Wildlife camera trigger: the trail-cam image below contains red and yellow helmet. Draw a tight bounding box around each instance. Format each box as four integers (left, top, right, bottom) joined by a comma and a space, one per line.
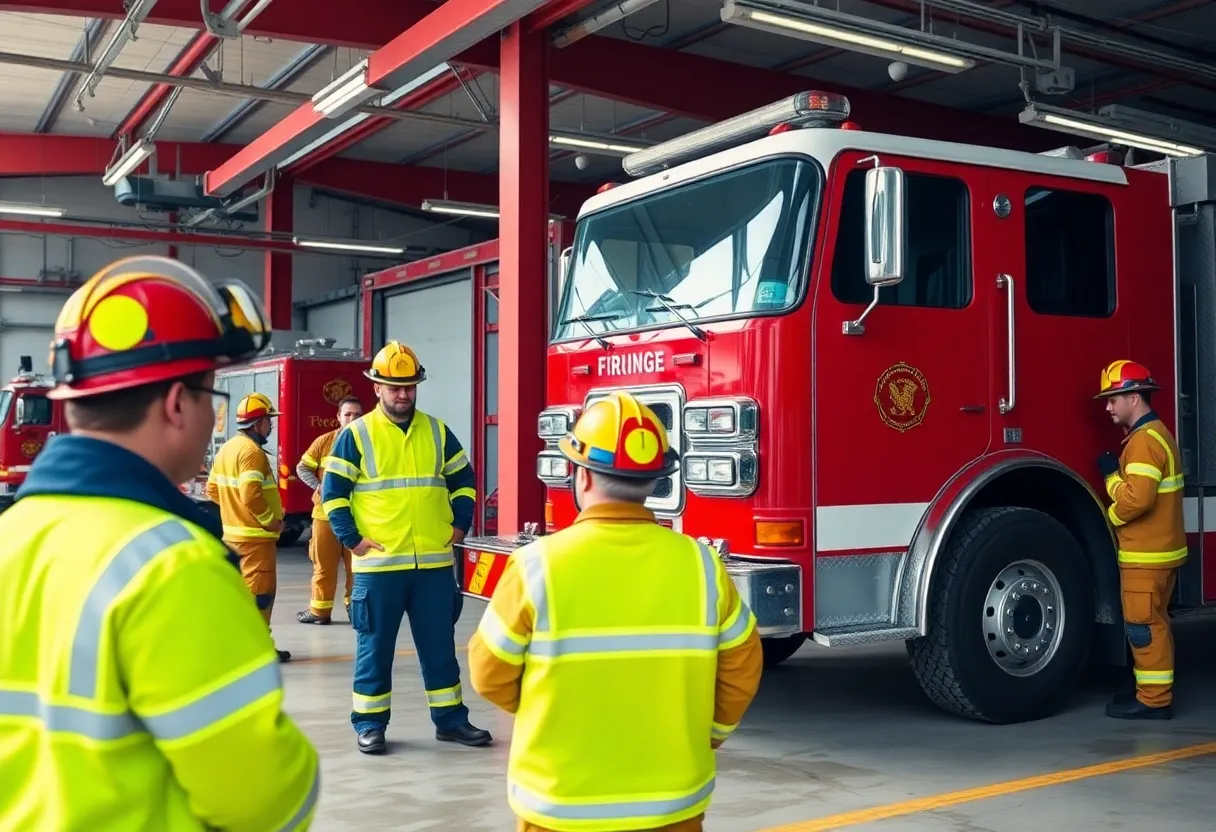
365, 340, 426, 387
236, 392, 279, 425
558, 391, 678, 479
1096, 360, 1160, 399
48, 255, 269, 400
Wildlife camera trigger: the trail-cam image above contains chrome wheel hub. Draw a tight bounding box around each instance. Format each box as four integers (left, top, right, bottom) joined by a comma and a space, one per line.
982, 559, 1064, 677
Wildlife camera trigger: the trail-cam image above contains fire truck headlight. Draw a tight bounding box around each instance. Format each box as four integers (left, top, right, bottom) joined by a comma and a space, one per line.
537, 454, 572, 485
685, 456, 736, 485
537, 412, 569, 438
708, 458, 735, 483
684, 407, 708, 433
708, 407, 735, 433
686, 457, 709, 483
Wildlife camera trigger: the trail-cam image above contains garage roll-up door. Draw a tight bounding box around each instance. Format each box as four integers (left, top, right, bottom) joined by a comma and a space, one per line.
382, 276, 474, 466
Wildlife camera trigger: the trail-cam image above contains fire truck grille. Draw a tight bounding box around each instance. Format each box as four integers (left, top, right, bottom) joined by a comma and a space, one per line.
652, 477, 673, 499
647, 402, 674, 431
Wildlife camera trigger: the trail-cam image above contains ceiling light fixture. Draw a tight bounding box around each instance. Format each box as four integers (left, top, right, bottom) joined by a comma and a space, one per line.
1018, 102, 1205, 158
293, 236, 405, 255
0, 201, 67, 218
311, 60, 380, 119
421, 199, 501, 219
102, 137, 156, 187
549, 130, 652, 157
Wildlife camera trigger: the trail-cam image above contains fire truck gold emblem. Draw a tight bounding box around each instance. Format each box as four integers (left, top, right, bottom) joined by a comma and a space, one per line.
21, 440, 42, 458
323, 378, 354, 406
874, 362, 930, 433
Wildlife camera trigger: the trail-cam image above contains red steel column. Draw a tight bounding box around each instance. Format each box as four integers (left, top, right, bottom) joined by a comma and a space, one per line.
497, 20, 548, 535
264, 177, 294, 330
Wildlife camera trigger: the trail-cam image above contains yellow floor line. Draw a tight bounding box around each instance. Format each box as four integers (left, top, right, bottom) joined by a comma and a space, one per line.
758, 741, 1216, 832
288, 646, 468, 666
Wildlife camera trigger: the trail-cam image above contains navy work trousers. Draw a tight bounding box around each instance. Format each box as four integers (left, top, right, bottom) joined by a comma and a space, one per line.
349, 566, 469, 734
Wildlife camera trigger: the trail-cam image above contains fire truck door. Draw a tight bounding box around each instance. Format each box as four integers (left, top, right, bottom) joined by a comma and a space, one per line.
978, 175, 1124, 469
813, 155, 993, 537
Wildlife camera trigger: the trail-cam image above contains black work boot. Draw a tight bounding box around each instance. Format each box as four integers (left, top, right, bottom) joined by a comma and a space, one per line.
296, 610, 331, 625
1105, 697, 1172, 720
436, 722, 493, 747
357, 728, 387, 754
276, 648, 292, 663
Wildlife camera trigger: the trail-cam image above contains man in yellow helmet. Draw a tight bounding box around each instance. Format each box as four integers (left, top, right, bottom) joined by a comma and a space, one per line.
468, 391, 764, 832
0, 256, 319, 829
1094, 359, 1186, 720
207, 390, 291, 662
322, 340, 490, 754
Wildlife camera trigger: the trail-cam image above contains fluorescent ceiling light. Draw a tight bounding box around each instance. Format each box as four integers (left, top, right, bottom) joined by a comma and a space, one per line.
293, 236, 405, 255
102, 138, 156, 187
0, 201, 67, 218
422, 199, 501, 219
311, 60, 380, 119
720, 0, 975, 73
1018, 103, 1204, 158
549, 130, 651, 156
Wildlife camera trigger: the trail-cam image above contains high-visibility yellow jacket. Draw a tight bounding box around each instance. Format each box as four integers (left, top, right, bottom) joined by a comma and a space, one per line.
207, 432, 284, 541
468, 502, 764, 832
1104, 413, 1187, 569
297, 429, 338, 522
0, 434, 319, 831
322, 406, 476, 573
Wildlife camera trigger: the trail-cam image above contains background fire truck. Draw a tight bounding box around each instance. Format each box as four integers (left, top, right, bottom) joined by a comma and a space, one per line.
185, 339, 374, 546
0, 356, 64, 510
459, 90, 1216, 726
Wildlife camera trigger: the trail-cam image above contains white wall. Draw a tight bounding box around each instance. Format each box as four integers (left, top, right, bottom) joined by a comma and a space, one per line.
0, 175, 490, 368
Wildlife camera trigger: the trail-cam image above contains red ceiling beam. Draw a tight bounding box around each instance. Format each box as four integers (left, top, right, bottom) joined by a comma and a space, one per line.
202, 0, 551, 197
113, 30, 217, 140
0, 132, 595, 214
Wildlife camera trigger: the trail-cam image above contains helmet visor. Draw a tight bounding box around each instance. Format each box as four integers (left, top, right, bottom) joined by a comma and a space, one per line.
217, 280, 272, 360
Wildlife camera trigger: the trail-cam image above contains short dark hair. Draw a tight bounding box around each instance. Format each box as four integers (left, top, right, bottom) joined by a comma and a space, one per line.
1139, 390, 1153, 406
65, 371, 211, 434
337, 395, 362, 410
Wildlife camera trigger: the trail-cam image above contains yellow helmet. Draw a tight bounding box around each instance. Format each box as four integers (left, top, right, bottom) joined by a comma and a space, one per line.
236, 392, 279, 425
365, 340, 426, 387
558, 391, 678, 479
1096, 359, 1159, 399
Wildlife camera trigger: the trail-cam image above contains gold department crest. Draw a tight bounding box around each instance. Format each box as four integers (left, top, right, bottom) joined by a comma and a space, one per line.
323, 378, 353, 406
874, 362, 930, 433
21, 439, 42, 458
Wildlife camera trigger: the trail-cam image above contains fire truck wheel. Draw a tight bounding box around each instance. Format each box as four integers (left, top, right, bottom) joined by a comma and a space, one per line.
276, 519, 305, 547
907, 505, 1093, 724
761, 634, 807, 667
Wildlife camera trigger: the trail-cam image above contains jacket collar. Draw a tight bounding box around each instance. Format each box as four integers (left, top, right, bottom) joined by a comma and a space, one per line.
15, 434, 225, 540
1122, 409, 1160, 445
573, 502, 657, 525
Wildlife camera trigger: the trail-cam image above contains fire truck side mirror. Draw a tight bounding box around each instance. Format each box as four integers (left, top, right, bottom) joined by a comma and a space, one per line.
864, 166, 906, 288
14, 397, 24, 427
558, 246, 573, 288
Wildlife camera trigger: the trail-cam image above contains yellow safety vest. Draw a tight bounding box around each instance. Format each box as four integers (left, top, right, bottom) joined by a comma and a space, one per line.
347, 407, 455, 572
0, 495, 319, 831
504, 525, 749, 830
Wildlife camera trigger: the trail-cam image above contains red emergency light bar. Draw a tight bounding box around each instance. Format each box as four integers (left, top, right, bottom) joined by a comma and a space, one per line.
622, 90, 851, 178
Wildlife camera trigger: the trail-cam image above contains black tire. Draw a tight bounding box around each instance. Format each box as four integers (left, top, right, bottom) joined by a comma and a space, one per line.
277, 518, 306, 548
907, 506, 1093, 724
762, 634, 807, 667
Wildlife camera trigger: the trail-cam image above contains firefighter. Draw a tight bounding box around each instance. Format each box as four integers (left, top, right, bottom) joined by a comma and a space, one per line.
0, 255, 319, 828
296, 394, 363, 625
468, 391, 764, 832
321, 340, 490, 754
1095, 359, 1186, 720
207, 391, 291, 663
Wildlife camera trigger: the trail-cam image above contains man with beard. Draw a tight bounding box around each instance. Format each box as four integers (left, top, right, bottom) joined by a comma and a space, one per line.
322, 340, 491, 754
208, 391, 291, 662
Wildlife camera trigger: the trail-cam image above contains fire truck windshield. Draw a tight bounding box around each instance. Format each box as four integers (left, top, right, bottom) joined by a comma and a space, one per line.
554, 156, 819, 341
0, 391, 10, 424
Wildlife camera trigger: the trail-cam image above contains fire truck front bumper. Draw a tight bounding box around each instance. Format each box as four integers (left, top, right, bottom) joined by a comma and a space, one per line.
720, 555, 803, 637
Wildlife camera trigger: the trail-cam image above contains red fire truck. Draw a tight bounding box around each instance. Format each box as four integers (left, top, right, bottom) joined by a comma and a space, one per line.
185, 339, 374, 545
0, 356, 64, 509
459, 90, 1216, 725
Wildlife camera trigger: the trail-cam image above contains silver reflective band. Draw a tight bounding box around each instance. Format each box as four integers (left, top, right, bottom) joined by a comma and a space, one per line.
717, 608, 752, 647
353, 418, 378, 478
0, 689, 142, 741
141, 660, 282, 741
278, 766, 322, 832
481, 612, 527, 658
355, 552, 454, 569
696, 541, 720, 627
351, 476, 445, 492
428, 417, 443, 477
510, 777, 715, 821
70, 520, 195, 699
530, 632, 720, 658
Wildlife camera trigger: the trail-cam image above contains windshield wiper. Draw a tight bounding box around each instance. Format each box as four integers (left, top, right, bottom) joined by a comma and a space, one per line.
631, 290, 707, 342
558, 312, 620, 349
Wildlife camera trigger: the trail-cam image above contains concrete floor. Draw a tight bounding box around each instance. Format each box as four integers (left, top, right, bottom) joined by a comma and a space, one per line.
270, 550, 1216, 832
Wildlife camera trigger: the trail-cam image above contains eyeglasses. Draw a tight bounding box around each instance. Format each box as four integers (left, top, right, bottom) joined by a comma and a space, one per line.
185, 383, 230, 401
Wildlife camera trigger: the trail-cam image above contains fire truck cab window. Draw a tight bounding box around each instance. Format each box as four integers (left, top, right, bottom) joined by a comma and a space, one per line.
1023, 187, 1115, 317
16, 395, 52, 425
831, 169, 972, 309
0, 391, 11, 423
552, 157, 819, 340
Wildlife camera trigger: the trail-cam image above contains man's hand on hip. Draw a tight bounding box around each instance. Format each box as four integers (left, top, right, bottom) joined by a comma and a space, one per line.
449, 527, 466, 546
352, 538, 385, 557
267, 518, 284, 533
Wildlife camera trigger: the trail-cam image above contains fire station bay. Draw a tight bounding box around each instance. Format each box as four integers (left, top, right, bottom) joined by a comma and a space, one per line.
10, 2, 1216, 830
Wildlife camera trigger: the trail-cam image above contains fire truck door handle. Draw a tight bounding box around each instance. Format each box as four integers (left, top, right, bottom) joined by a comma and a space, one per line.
997, 273, 1016, 415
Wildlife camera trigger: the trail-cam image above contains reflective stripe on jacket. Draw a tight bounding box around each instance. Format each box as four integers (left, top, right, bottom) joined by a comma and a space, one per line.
469, 502, 762, 831
1104, 415, 1187, 568
324, 407, 457, 572
207, 433, 283, 541
298, 429, 338, 522
0, 493, 319, 831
